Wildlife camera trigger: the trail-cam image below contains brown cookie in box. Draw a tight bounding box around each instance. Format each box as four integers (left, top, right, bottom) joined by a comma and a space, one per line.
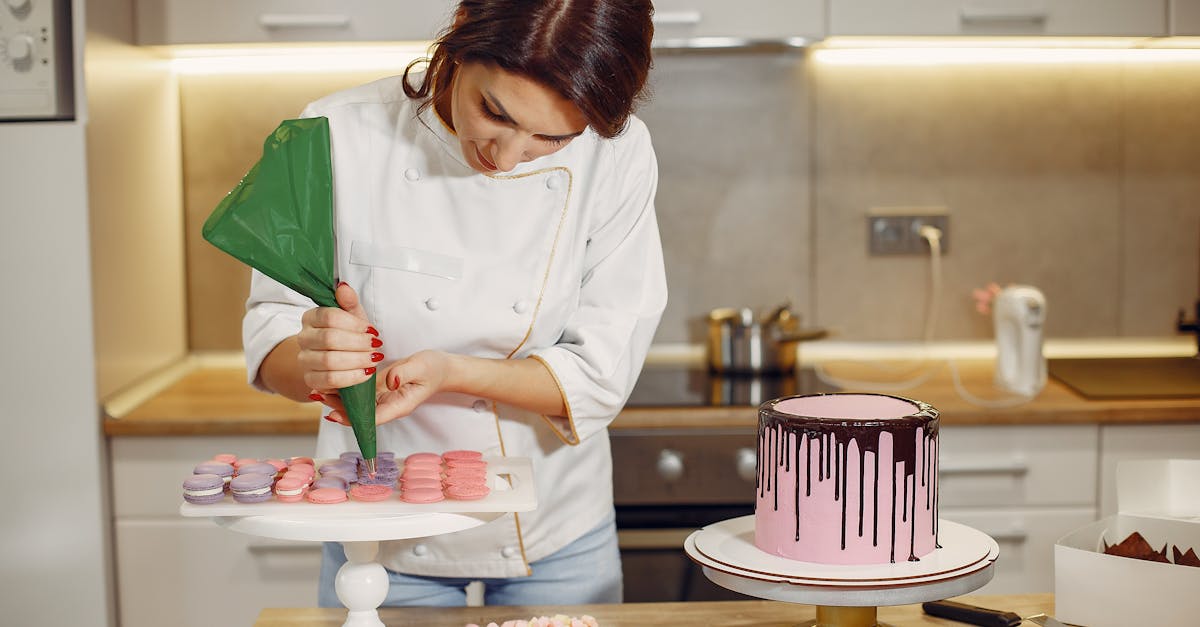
1103, 531, 1170, 563
1173, 545, 1200, 568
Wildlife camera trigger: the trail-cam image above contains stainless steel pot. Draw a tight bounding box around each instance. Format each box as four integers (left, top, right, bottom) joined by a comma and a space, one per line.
706, 304, 826, 374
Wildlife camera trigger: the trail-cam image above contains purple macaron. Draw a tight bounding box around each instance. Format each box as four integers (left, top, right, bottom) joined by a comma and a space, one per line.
237, 462, 280, 478
183, 474, 226, 505
312, 476, 349, 491
229, 472, 275, 503
194, 461, 236, 486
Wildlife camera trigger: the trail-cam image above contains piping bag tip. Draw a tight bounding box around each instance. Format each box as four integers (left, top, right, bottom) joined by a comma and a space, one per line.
364, 457, 376, 478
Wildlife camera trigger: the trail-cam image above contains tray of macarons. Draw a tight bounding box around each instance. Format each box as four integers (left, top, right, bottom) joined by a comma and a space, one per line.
180, 450, 535, 517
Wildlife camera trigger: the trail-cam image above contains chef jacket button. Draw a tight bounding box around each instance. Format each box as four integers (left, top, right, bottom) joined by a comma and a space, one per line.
413, 544, 429, 556
501, 546, 517, 558
405, 168, 421, 181
545, 176, 560, 191
512, 300, 530, 315
472, 399, 489, 413
425, 297, 440, 311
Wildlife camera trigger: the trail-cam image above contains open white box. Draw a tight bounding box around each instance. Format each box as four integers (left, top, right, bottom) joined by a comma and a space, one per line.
1055, 459, 1200, 627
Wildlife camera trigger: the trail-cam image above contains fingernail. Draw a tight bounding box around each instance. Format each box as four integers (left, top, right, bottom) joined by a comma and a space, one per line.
308, 393, 323, 402
364, 367, 376, 375
389, 374, 399, 390
324, 415, 339, 423
371, 337, 383, 348
366, 326, 379, 336
371, 352, 384, 362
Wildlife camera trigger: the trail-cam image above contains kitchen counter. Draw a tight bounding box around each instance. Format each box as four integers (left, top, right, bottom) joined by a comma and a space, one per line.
103, 349, 1200, 436
253, 593, 1056, 626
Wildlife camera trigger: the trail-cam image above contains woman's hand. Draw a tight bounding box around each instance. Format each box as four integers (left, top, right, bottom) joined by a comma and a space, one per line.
298, 282, 384, 396
324, 350, 453, 426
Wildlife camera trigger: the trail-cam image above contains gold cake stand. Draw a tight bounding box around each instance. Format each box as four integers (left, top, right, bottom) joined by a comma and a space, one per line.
684, 516, 999, 627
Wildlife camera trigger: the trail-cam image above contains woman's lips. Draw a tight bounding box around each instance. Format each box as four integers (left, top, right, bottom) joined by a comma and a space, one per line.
475, 145, 498, 172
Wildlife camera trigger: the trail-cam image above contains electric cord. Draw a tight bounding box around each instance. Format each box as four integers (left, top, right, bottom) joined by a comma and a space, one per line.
812, 224, 1037, 407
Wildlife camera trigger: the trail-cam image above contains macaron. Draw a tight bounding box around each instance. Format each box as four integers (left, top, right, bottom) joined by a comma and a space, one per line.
288, 456, 315, 467
339, 452, 363, 463
357, 473, 396, 487
233, 457, 260, 469
281, 469, 312, 485
273, 477, 308, 503
404, 452, 441, 465
376, 451, 396, 462
193, 462, 235, 486
264, 458, 289, 473
442, 450, 483, 462
312, 476, 348, 491
318, 461, 356, 475
321, 468, 357, 484
182, 474, 226, 505
400, 487, 445, 504
403, 460, 443, 474
212, 453, 238, 464
399, 477, 443, 491
445, 458, 488, 471
306, 487, 348, 504
349, 484, 393, 502
446, 483, 490, 501
229, 472, 275, 504
238, 462, 279, 478
288, 463, 316, 481
443, 473, 488, 488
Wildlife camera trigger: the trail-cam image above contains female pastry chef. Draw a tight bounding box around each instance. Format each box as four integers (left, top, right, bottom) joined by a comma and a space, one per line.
242, 0, 665, 609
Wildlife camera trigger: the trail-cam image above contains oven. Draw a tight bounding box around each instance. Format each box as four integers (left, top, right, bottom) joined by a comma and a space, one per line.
612, 365, 837, 602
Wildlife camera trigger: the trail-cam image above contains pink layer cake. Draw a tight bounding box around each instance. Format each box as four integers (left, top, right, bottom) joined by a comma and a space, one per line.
755, 393, 940, 565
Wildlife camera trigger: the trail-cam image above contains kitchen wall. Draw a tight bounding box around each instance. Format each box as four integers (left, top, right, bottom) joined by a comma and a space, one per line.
177, 49, 1200, 351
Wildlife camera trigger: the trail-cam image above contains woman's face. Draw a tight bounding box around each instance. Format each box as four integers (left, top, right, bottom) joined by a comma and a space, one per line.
444, 61, 588, 174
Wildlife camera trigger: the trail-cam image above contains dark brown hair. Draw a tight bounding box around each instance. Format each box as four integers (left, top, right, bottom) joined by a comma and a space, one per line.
403, 0, 654, 138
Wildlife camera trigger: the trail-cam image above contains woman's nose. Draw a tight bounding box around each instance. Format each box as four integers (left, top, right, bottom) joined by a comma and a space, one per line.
492, 138, 530, 173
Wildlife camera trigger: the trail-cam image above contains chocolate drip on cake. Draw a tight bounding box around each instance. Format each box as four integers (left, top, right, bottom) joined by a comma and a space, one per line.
756, 393, 940, 563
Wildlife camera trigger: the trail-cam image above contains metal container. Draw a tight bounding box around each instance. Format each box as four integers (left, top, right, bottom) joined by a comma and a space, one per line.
706, 304, 826, 374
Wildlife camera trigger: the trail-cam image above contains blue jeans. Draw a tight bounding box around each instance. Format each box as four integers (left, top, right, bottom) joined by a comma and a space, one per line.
318, 510, 622, 607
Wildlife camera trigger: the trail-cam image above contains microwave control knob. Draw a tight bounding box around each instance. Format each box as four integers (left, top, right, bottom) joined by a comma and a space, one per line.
6, 34, 34, 67
656, 449, 684, 482
735, 448, 757, 483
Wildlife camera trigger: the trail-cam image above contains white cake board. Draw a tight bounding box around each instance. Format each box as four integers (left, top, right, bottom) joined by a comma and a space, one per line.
685, 516, 998, 627
196, 457, 536, 627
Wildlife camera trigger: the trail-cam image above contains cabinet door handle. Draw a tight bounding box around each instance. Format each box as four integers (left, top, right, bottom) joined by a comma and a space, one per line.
258, 14, 351, 30
959, 7, 1048, 25
940, 459, 1029, 476
652, 11, 703, 27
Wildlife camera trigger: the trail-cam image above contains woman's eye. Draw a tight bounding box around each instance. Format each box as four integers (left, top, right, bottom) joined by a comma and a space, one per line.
480, 99, 506, 122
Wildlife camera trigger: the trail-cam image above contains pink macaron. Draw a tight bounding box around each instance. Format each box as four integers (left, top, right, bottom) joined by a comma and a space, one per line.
273, 477, 308, 503
446, 483, 490, 501
445, 458, 488, 471
212, 453, 238, 464
306, 487, 348, 504
400, 487, 445, 504
442, 450, 483, 462
400, 477, 443, 491
404, 452, 442, 465
349, 484, 393, 502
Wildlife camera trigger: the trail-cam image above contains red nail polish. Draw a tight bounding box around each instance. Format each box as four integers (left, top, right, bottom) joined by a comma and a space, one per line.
371, 338, 383, 348
338, 281, 348, 288
389, 374, 399, 389
308, 393, 323, 402
364, 367, 376, 375
324, 415, 338, 422
371, 352, 384, 362
366, 326, 379, 336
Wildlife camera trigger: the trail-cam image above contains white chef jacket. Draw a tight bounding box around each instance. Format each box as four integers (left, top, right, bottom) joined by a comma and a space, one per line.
242, 75, 667, 578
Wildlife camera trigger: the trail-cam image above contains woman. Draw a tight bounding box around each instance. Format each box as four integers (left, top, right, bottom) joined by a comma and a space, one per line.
242, 0, 665, 608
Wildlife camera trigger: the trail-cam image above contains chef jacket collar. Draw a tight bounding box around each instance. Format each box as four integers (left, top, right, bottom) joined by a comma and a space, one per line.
416, 98, 558, 180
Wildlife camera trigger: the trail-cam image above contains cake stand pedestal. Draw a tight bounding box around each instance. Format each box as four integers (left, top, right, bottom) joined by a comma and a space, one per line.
185, 458, 536, 627
216, 510, 504, 627
685, 516, 999, 627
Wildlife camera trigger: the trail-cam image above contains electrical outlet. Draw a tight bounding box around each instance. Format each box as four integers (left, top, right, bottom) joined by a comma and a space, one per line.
867, 208, 950, 255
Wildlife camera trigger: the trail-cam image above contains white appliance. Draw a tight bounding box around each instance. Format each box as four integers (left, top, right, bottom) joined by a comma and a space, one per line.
993, 285, 1047, 397
0, 0, 73, 120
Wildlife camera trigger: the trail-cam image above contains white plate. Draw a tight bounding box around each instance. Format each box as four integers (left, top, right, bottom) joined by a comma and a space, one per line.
689, 516, 998, 587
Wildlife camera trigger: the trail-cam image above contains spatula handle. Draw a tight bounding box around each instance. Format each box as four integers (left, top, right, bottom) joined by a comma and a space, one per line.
922, 600, 1022, 627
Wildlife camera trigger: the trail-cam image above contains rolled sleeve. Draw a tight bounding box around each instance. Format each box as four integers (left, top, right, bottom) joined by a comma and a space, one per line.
243, 269, 314, 391
529, 120, 667, 443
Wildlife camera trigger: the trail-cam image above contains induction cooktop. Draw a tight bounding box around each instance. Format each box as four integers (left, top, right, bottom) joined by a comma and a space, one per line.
626, 364, 840, 408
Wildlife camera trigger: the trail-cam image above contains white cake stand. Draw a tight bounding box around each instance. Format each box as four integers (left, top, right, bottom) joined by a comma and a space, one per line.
190, 458, 536, 627
685, 516, 999, 627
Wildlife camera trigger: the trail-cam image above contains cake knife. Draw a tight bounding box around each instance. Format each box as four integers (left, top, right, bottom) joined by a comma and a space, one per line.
922, 601, 1070, 627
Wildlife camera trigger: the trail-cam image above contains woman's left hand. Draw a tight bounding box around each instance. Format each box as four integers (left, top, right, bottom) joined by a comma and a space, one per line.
324, 350, 452, 426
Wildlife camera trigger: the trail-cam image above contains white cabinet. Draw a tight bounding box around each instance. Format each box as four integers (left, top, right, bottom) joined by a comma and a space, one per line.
650, 0, 825, 42
1172, 0, 1200, 34
135, 0, 456, 45
111, 435, 321, 627
829, 0, 1167, 36
937, 424, 1099, 594
1097, 423, 1200, 517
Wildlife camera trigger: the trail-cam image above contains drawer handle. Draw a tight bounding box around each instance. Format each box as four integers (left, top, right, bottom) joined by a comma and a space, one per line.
736, 448, 757, 483
975, 529, 1028, 544
940, 459, 1029, 476
247, 541, 321, 553
652, 11, 702, 27
960, 8, 1048, 25
657, 449, 685, 482
258, 14, 352, 30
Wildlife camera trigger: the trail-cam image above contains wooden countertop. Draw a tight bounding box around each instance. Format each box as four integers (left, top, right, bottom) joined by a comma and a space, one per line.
254, 593, 1057, 626
104, 358, 1200, 436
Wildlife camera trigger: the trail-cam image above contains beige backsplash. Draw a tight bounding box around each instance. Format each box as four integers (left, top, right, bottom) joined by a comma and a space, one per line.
180, 52, 1200, 351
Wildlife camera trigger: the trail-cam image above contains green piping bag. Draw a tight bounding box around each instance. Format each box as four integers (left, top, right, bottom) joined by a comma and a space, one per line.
201, 117, 376, 470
